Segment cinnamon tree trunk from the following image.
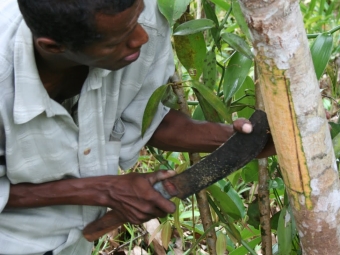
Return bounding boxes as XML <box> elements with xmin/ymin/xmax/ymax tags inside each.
<box><xmin>237</xmin><ymin>0</ymin><xmax>340</xmax><ymax>253</ymax></box>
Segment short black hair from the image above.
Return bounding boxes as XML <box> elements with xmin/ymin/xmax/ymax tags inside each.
<box><xmin>17</xmin><ymin>0</ymin><xmax>136</xmax><ymax>50</ymax></box>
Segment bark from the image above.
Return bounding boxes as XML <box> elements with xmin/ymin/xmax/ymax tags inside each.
<box><xmin>238</xmin><ymin>0</ymin><xmax>340</xmax><ymax>254</ymax></box>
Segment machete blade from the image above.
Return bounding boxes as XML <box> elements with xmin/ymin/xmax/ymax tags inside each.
<box><xmin>154</xmin><ymin>110</ymin><xmax>269</xmax><ymax>199</ymax></box>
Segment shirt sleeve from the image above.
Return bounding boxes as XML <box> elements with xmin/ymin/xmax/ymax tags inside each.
<box><xmin>118</xmin><ymin>9</ymin><xmax>175</xmax><ymax>170</ymax></box>
<box><xmin>0</xmin><ymin>115</ymin><xmax>10</xmax><ymax>212</ymax></box>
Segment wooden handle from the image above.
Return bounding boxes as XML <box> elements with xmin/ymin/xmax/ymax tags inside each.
<box><xmin>83</xmin><ymin>210</ymin><xmax>126</xmax><ymax>242</ymax></box>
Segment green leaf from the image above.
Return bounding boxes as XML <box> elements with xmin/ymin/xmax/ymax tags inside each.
<box><xmin>161</xmin><ymin>221</ymin><xmax>172</xmax><ymax>250</ymax></box>
<box><xmin>203</xmin><ymin>48</ymin><xmax>217</xmax><ymax>90</ymax></box>
<box><xmin>192</xmin><ymin>105</ymin><xmax>206</xmax><ymax>121</ymax></box>
<box><xmin>174</xmin><ymin>14</ymin><xmax>206</xmax><ymax>80</ymax></box>
<box><xmin>173</xmin><ymin>18</ymin><xmax>215</xmax><ymax>36</ymax></box>
<box><xmin>202</xmin><ymin>0</ymin><xmax>220</xmax><ymax>48</ymax></box>
<box><xmin>269</xmin><ymin>177</ymin><xmax>285</xmax><ymax>190</ymax></box>
<box><xmin>330</xmin><ymin>122</ymin><xmax>340</xmax><ymax>139</ymax></box>
<box><xmin>208</xmin><ymin>0</ymin><xmax>231</xmax><ymax>11</ymax></box>
<box><xmin>231</xmin><ymin>0</ymin><xmax>251</xmax><ymax>41</ymax></box>
<box><xmin>241</xmin><ymin>160</ymin><xmax>259</xmax><ymax>183</ymax></box>
<box><xmin>277</xmin><ymin>207</ymin><xmax>293</xmax><ymax>255</ymax></box>
<box><xmin>161</xmin><ymin>85</ymin><xmax>180</xmax><ymax>109</ymax></box>
<box><xmin>228</xmin><ymin>237</ymin><xmax>261</xmax><ymax>255</ymax></box>
<box><xmin>221</xmin><ymin>33</ymin><xmax>253</xmax><ymax>59</ymax></box>
<box><xmin>142</xmin><ymin>84</ymin><xmax>168</xmax><ymax>137</ymax></box>
<box><xmin>157</xmin><ymin>0</ymin><xmax>190</xmax><ymax>27</ymax></box>
<box><xmin>233</xmin><ymin>77</ymin><xmax>255</xmax><ymax>119</ymax></box>
<box><xmin>311</xmin><ymin>33</ymin><xmax>333</xmax><ymax>80</ymax></box>
<box><xmin>247</xmin><ymin>198</ymin><xmax>260</xmax><ymax>229</ymax></box>
<box><xmin>332</xmin><ymin>132</ymin><xmax>340</xmax><ymax>158</ymax></box>
<box><xmin>207</xmin><ymin>184</ymin><xmax>245</xmax><ymax>220</ymax></box>
<box><xmin>191</xmin><ymin>81</ymin><xmax>231</xmax><ymax>122</ymax></box>
<box><xmin>194</xmin><ymin>89</ymin><xmax>223</xmax><ymax>123</ymax></box>
<box><xmin>223</xmin><ymin>52</ymin><xmax>253</xmax><ymax>102</ymax></box>
<box><xmin>216</xmin><ymin>233</ymin><xmax>227</xmax><ymax>255</ymax></box>
<box><xmin>270</xmin><ymin>211</ymin><xmax>280</xmax><ymax>230</ymax></box>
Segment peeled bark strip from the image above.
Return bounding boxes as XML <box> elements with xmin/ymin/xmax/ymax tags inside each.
<box><xmin>238</xmin><ymin>0</ymin><xmax>340</xmax><ymax>254</ymax></box>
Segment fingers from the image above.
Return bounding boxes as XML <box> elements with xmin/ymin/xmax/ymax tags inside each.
<box><xmin>233</xmin><ymin>118</ymin><xmax>253</xmax><ymax>134</ymax></box>
<box><xmin>147</xmin><ymin>170</ymin><xmax>176</xmax><ymax>185</ymax></box>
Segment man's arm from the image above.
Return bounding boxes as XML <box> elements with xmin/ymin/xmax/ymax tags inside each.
<box><xmin>5</xmin><ymin>171</ymin><xmax>176</xmax><ymax>225</ymax></box>
<box><xmin>148</xmin><ymin>109</ymin><xmax>275</xmax><ymax>157</ymax></box>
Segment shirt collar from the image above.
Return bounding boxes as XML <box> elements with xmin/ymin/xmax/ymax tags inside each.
<box><xmin>13</xmin><ymin>21</ymin><xmax>56</xmax><ymax>124</ymax></box>
<box><xmin>12</xmin><ymin>21</ymin><xmax>112</xmax><ymax>124</ymax></box>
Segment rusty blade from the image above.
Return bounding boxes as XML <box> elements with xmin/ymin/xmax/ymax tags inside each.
<box><xmin>153</xmin><ymin>110</ymin><xmax>269</xmax><ymax>199</ymax></box>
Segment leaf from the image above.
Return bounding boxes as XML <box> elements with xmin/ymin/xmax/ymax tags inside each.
<box><xmin>145</xmin><ymin>219</ymin><xmax>163</xmax><ymax>246</ymax></box>
<box><xmin>208</xmin><ymin>0</ymin><xmax>231</xmax><ymax>11</ymax></box>
<box><xmin>191</xmin><ymin>81</ymin><xmax>231</xmax><ymax>122</ymax></box>
<box><xmin>216</xmin><ymin>233</ymin><xmax>227</xmax><ymax>255</ymax></box>
<box><xmin>173</xmin><ymin>18</ymin><xmax>215</xmax><ymax>36</ymax></box>
<box><xmin>193</xmin><ymin>88</ymin><xmax>223</xmax><ymax>123</ymax></box>
<box><xmin>161</xmin><ymin>221</ymin><xmax>172</xmax><ymax>250</ymax></box>
<box><xmin>202</xmin><ymin>0</ymin><xmax>220</xmax><ymax>48</ymax></box>
<box><xmin>241</xmin><ymin>160</ymin><xmax>259</xmax><ymax>183</ymax></box>
<box><xmin>174</xmin><ymin>13</ymin><xmax>206</xmax><ymax>80</ymax></box>
<box><xmin>247</xmin><ymin>198</ymin><xmax>261</xmax><ymax>229</ymax></box>
<box><xmin>207</xmin><ymin>184</ymin><xmax>245</xmax><ymax>220</ymax></box>
<box><xmin>233</xmin><ymin>76</ymin><xmax>255</xmax><ymax>119</ymax></box>
<box><xmin>310</xmin><ymin>32</ymin><xmax>333</xmax><ymax>80</ymax></box>
<box><xmin>231</xmin><ymin>0</ymin><xmax>251</xmax><ymax>41</ymax></box>
<box><xmin>221</xmin><ymin>33</ymin><xmax>253</xmax><ymax>59</ymax></box>
<box><xmin>277</xmin><ymin>207</ymin><xmax>293</xmax><ymax>255</ymax></box>
<box><xmin>332</xmin><ymin>132</ymin><xmax>340</xmax><ymax>158</ymax></box>
<box><xmin>142</xmin><ymin>84</ymin><xmax>168</xmax><ymax>137</ymax></box>
<box><xmin>269</xmin><ymin>177</ymin><xmax>285</xmax><ymax>190</ymax></box>
<box><xmin>203</xmin><ymin>48</ymin><xmax>217</xmax><ymax>90</ymax></box>
<box><xmin>192</xmin><ymin>105</ymin><xmax>206</xmax><ymax>121</ymax></box>
<box><xmin>161</xmin><ymin>85</ymin><xmax>180</xmax><ymax>109</ymax></box>
<box><xmin>228</xmin><ymin>237</ymin><xmax>261</xmax><ymax>255</ymax></box>
<box><xmin>157</xmin><ymin>0</ymin><xmax>190</xmax><ymax>27</ymax></box>
<box><xmin>270</xmin><ymin>211</ymin><xmax>280</xmax><ymax>230</ymax></box>
<box><xmin>330</xmin><ymin>122</ymin><xmax>340</xmax><ymax>139</ymax></box>
<box><xmin>223</xmin><ymin>52</ymin><xmax>253</xmax><ymax>102</ymax></box>
<box><xmin>172</xmin><ymin>197</ymin><xmax>184</xmax><ymax>245</ymax></box>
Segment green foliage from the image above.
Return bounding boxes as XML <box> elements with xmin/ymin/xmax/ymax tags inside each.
<box><xmin>98</xmin><ymin>0</ymin><xmax>340</xmax><ymax>254</ymax></box>
<box><xmin>311</xmin><ymin>32</ymin><xmax>334</xmax><ymax>79</ymax></box>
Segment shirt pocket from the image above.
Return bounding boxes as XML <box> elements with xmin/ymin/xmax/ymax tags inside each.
<box><xmin>105</xmin><ymin>118</ymin><xmax>125</xmax><ymax>175</ymax></box>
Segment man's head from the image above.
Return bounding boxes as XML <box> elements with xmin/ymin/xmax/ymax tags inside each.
<box><xmin>18</xmin><ymin>0</ymin><xmax>149</xmax><ymax>71</ymax></box>
<box><xmin>18</xmin><ymin>0</ymin><xmax>135</xmax><ymax>50</ymax></box>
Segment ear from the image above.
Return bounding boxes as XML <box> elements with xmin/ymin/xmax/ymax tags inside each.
<box><xmin>35</xmin><ymin>37</ymin><xmax>66</xmax><ymax>54</ymax></box>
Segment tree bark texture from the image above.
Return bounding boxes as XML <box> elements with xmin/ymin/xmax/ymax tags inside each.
<box><xmin>255</xmin><ymin>66</ymin><xmax>272</xmax><ymax>255</ymax></box>
<box><xmin>238</xmin><ymin>0</ymin><xmax>340</xmax><ymax>254</ymax></box>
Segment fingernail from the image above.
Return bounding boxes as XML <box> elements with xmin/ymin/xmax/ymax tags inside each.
<box><xmin>242</xmin><ymin>123</ymin><xmax>253</xmax><ymax>133</ymax></box>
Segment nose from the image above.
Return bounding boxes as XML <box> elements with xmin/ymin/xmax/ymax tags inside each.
<box><xmin>127</xmin><ymin>24</ymin><xmax>149</xmax><ymax>49</ymax></box>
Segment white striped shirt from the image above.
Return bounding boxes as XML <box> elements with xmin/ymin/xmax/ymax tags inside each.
<box><xmin>0</xmin><ymin>0</ymin><xmax>174</xmax><ymax>254</ymax></box>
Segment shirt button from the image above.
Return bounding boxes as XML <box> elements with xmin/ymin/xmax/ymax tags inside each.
<box><xmin>84</xmin><ymin>148</ymin><xmax>91</xmax><ymax>155</ymax></box>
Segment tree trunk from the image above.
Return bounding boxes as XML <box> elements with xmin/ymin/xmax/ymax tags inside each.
<box><xmin>238</xmin><ymin>0</ymin><xmax>340</xmax><ymax>254</ymax></box>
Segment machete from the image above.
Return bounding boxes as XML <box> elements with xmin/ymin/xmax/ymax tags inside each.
<box><xmin>83</xmin><ymin>110</ymin><xmax>269</xmax><ymax>241</ymax></box>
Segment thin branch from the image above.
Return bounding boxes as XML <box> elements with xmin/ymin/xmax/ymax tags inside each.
<box><xmin>170</xmin><ymin>72</ymin><xmax>217</xmax><ymax>255</ymax></box>
<box><xmin>255</xmin><ymin>63</ymin><xmax>272</xmax><ymax>255</ymax></box>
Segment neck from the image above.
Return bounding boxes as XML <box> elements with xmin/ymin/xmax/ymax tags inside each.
<box><xmin>34</xmin><ymin>46</ymin><xmax>89</xmax><ymax>101</ymax></box>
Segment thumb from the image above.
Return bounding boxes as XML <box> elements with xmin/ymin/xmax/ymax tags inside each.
<box><xmin>147</xmin><ymin>170</ymin><xmax>176</xmax><ymax>185</ymax></box>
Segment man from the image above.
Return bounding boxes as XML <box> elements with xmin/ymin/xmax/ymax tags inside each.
<box><xmin>0</xmin><ymin>0</ymin><xmax>272</xmax><ymax>254</ymax></box>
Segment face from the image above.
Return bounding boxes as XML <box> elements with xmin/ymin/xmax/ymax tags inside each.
<box><xmin>64</xmin><ymin>0</ymin><xmax>148</xmax><ymax>71</ymax></box>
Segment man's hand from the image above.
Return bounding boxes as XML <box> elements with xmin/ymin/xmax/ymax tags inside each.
<box><xmin>148</xmin><ymin>109</ymin><xmax>276</xmax><ymax>157</ymax></box>
<box><xmin>100</xmin><ymin>170</ymin><xmax>176</xmax><ymax>225</ymax></box>
<box><xmin>7</xmin><ymin>171</ymin><xmax>176</xmax><ymax>226</ymax></box>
